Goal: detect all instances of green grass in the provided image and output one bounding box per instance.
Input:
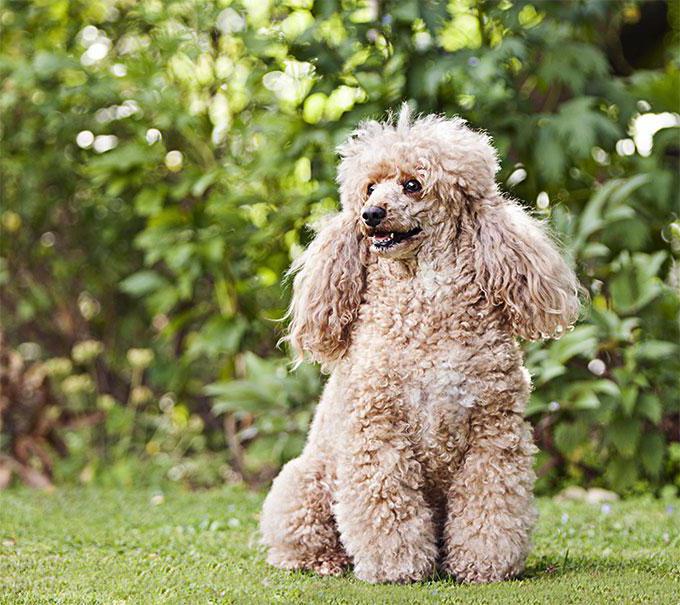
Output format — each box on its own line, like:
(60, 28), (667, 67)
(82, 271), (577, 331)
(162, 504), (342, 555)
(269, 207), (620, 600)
(1, 487), (678, 604)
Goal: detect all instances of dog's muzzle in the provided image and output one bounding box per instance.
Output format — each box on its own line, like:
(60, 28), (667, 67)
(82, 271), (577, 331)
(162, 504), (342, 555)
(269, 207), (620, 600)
(369, 226), (423, 250)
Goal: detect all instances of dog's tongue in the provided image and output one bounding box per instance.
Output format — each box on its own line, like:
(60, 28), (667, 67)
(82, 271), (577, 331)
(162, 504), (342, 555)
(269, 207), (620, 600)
(373, 233), (392, 242)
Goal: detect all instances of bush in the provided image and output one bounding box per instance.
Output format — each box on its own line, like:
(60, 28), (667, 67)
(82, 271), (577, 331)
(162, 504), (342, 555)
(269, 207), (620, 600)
(1, 0), (678, 493)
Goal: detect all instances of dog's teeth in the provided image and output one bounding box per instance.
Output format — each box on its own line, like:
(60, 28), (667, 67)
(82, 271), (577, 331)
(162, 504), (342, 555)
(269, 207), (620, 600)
(390, 233), (394, 239)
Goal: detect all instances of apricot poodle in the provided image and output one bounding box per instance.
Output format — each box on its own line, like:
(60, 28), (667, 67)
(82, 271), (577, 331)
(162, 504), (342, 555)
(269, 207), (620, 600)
(260, 105), (580, 584)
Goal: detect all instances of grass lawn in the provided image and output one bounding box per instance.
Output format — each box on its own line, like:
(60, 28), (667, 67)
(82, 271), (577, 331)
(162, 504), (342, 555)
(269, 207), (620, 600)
(0, 487), (678, 604)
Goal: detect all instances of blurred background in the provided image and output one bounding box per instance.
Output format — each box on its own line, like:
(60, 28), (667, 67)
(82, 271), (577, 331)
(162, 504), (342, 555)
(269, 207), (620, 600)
(1, 0), (678, 497)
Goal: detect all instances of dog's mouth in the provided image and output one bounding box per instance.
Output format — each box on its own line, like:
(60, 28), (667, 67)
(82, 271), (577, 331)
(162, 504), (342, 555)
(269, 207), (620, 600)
(369, 226), (423, 250)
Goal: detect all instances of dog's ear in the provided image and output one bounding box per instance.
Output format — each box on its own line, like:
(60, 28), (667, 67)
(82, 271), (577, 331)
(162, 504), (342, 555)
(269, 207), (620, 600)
(473, 197), (580, 340)
(285, 212), (366, 366)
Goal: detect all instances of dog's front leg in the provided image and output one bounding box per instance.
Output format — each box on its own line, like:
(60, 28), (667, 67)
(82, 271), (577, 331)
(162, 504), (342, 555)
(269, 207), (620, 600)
(333, 390), (437, 584)
(442, 407), (537, 583)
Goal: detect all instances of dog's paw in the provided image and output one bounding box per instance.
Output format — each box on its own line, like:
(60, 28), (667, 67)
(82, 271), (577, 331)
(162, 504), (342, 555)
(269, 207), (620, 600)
(354, 562), (433, 584)
(353, 544), (436, 584)
(442, 550), (524, 584)
(312, 553), (351, 577)
(267, 549), (350, 577)
(265, 550), (305, 572)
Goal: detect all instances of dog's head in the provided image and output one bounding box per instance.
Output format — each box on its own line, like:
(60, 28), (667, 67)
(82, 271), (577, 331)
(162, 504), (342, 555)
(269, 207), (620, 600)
(337, 105), (498, 260)
(286, 105), (580, 366)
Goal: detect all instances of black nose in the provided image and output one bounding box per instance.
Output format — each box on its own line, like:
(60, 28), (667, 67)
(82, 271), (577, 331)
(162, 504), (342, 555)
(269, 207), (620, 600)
(362, 206), (386, 227)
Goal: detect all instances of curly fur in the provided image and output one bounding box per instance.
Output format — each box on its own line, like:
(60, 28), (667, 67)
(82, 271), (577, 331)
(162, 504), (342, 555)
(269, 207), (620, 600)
(285, 213), (367, 366)
(261, 105), (580, 584)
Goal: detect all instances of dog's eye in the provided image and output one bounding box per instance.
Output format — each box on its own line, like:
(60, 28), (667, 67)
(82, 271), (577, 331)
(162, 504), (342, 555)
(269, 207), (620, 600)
(403, 179), (422, 193)
(366, 183), (375, 196)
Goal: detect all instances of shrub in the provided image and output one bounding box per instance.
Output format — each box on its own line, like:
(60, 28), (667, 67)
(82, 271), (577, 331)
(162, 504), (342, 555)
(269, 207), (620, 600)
(1, 0), (678, 493)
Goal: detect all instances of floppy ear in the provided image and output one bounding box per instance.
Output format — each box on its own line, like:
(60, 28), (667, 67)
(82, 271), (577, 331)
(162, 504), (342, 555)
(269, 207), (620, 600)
(473, 197), (580, 340)
(285, 212), (366, 366)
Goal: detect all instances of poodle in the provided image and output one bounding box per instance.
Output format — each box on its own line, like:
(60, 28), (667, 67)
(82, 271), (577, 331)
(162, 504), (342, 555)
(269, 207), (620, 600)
(260, 105), (580, 584)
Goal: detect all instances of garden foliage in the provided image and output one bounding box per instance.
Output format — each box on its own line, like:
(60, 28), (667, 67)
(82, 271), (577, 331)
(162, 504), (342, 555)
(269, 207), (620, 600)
(1, 0), (678, 493)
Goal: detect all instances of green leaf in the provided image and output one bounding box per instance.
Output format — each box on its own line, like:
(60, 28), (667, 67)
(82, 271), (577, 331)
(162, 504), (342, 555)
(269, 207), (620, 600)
(552, 97), (620, 157)
(577, 179), (621, 244)
(533, 358), (567, 386)
(639, 433), (665, 477)
(554, 422), (588, 457)
(207, 380), (278, 414)
(119, 270), (168, 296)
(192, 172), (217, 197)
(88, 143), (157, 174)
(422, 58), (456, 98)
(605, 456), (638, 491)
(146, 286), (179, 314)
(534, 126), (567, 183)
(391, 0), (419, 22)
(630, 68), (680, 113)
(575, 175), (650, 250)
(573, 391), (600, 410)
(607, 418), (641, 457)
(547, 325), (598, 364)
(610, 251), (667, 314)
(134, 189), (165, 216)
(633, 340), (678, 361)
(589, 379), (621, 397)
(187, 317), (247, 359)
(636, 394), (662, 424)
(538, 43), (608, 93)
(581, 242), (610, 259)
(525, 394), (547, 417)
(33, 51), (71, 78)
(619, 385), (639, 416)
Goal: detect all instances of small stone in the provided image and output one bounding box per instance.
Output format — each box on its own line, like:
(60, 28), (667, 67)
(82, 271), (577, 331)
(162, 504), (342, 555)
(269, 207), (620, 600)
(585, 488), (620, 504)
(554, 485), (587, 502)
(587, 359), (606, 376)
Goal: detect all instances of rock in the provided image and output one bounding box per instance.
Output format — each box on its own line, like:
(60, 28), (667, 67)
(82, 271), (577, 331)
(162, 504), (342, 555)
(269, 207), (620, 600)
(554, 486), (620, 504)
(585, 488), (619, 504)
(554, 485), (588, 502)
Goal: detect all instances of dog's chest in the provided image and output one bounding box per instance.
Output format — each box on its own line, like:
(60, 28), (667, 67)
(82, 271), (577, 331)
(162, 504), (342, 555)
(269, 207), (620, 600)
(350, 270), (481, 476)
(391, 357), (472, 490)
(404, 350), (474, 437)
(354, 271), (480, 414)
(359, 336), (476, 472)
